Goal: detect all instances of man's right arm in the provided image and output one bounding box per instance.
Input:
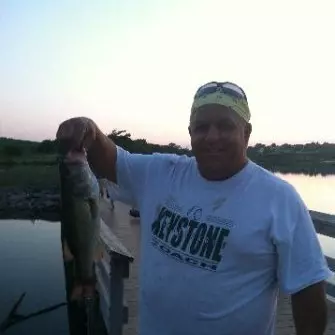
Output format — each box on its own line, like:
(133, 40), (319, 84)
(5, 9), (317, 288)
(87, 128), (118, 183)
(86, 127), (162, 206)
(57, 117), (182, 205)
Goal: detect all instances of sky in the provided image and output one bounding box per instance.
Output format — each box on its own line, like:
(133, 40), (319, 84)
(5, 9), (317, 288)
(0, 0), (334, 147)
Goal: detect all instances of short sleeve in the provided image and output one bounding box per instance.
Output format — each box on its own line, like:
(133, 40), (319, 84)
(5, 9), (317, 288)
(115, 146), (183, 207)
(273, 184), (333, 295)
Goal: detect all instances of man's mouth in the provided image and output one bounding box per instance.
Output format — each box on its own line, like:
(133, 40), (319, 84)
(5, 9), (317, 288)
(203, 148), (228, 154)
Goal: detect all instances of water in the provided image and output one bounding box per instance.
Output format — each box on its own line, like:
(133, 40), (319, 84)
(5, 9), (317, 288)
(0, 219), (69, 335)
(277, 173), (335, 261)
(276, 173), (335, 215)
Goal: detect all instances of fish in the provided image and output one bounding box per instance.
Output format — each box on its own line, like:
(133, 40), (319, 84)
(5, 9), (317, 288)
(58, 149), (102, 301)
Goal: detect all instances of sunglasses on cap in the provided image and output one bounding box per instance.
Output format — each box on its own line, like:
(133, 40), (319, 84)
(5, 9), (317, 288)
(194, 81), (248, 102)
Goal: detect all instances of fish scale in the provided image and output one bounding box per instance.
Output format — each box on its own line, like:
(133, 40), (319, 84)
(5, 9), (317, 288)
(59, 152), (101, 299)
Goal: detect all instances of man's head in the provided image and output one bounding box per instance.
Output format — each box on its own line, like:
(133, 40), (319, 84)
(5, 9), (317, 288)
(188, 81), (252, 181)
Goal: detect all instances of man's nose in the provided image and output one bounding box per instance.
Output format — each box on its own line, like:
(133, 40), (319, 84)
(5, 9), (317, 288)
(205, 125), (222, 142)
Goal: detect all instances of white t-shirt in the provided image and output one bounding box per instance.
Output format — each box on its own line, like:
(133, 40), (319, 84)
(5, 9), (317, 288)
(116, 146), (332, 335)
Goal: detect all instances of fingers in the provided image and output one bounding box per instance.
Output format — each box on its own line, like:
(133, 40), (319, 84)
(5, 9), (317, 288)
(73, 119), (88, 151)
(56, 117), (93, 153)
(80, 121), (95, 152)
(56, 118), (77, 142)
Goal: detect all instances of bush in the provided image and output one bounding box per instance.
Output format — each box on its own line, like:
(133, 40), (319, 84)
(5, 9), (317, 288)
(3, 145), (23, 157)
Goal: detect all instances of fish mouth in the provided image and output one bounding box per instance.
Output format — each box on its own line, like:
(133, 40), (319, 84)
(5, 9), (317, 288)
(62, 151), (87, 163)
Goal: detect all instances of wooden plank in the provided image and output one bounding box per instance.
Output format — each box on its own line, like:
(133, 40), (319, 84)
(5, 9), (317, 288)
(96, 258), (111, 293)
(96, 216), (133, 334)
(327, 256), (335, 272)
(99, 219), (134, 262)
(276, 293), (335, 334)
(109, 257), (126, 335)
(96, 264), (129, 329)
(96, 265), (111, 334)
(310, 210), (335, 238)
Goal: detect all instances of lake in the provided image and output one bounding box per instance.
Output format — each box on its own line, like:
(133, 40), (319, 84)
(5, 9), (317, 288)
(0, 172), (334, 333)
(277, 173), (335, 215)
(0, 219), (68, 335)
(277, 173), (335, 259)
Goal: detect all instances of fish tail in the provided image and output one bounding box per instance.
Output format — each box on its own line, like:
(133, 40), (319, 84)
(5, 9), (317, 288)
(70, 278), (96, 301)
(70, 284), (84, 301)
(82, 284), (96, 299)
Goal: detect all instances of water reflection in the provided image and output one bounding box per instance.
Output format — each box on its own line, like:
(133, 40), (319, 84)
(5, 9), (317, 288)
(274, 173), (335, 260)
(0, 219), (68, 335)
(276, 173), (335, 215)
(319, 235), (335, 259)
(264, 164), (335, 176)
(0, 292), (67, 333)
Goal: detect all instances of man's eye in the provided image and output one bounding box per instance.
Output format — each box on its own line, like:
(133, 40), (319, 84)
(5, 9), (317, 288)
(218, 122), (235, 131)
(194, 124), (208, 132)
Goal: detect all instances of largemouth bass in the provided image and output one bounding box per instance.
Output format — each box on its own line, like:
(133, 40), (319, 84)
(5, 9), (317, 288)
(59, 150), (101, 301)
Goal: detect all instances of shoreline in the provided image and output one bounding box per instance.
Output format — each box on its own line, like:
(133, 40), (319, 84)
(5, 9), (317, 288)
(0, 187), (60, 221)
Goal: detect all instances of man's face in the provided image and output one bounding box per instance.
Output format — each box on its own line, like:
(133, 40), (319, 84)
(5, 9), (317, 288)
(189, 104), (252, 180)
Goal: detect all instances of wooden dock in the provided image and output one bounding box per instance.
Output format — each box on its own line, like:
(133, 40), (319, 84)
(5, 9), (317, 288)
(99, 200), (335, 335)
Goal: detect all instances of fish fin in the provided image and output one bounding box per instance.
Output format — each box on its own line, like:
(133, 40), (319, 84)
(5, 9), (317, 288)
(82, 284), (96, 299)
(70, 284), (96, 301)
(94, 244), (104, 261)
(62, 240), (74, 262)
(70, 284), (84, 301)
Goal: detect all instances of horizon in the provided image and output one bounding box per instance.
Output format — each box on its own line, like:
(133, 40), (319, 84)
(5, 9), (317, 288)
(1, 1), (334, 146)
(2, 135), (334, 149)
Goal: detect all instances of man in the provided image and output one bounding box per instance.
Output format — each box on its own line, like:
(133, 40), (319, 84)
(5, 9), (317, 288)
(99, 177), (136, 208)
(98, 178), (115, 209)
(56, 81), (332, 335)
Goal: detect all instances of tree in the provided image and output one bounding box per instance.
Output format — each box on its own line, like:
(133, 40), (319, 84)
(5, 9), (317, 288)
(108, 129), (131, 140)
(36, 140), (57, 154)
(3, 145), (23, 157)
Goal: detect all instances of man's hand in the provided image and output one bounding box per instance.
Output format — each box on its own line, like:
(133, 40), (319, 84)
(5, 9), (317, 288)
(291, 281), (328, 335)
(56, 117), (97, 153)
(56, 117), (118, 182)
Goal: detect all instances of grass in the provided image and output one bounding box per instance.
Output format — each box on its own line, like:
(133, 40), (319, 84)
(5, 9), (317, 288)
(0, 154), (57, 165)
(0, 153), (59, 188)
(0, 165), (59, 188)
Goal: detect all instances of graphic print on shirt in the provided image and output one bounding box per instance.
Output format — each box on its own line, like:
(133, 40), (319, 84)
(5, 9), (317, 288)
(186, 206), (203, 221)
(151, 203), (235, 272)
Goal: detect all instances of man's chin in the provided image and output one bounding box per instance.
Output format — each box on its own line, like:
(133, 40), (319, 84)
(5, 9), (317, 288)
(197, 156), (227, 169)
(197, 156), (240, 178)
(197, 162), (224, 179)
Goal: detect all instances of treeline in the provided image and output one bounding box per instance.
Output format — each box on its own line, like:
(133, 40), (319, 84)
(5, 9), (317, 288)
(0, 130), (192, 158)
(2, 131), (335, 157)
(0, 137), (55, 157)
(1, 132), (335, 174)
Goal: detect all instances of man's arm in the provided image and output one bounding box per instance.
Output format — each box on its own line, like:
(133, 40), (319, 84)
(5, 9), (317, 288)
(87, 128), (118, 183)
(291, 281), (328, 335)
(273, 183), (332, 335)
(86, 125), (175, 205)
(56, 117), (160, 204)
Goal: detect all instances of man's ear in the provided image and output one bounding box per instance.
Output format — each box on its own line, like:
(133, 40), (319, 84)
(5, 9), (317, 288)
(245, 123), (252, 141)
